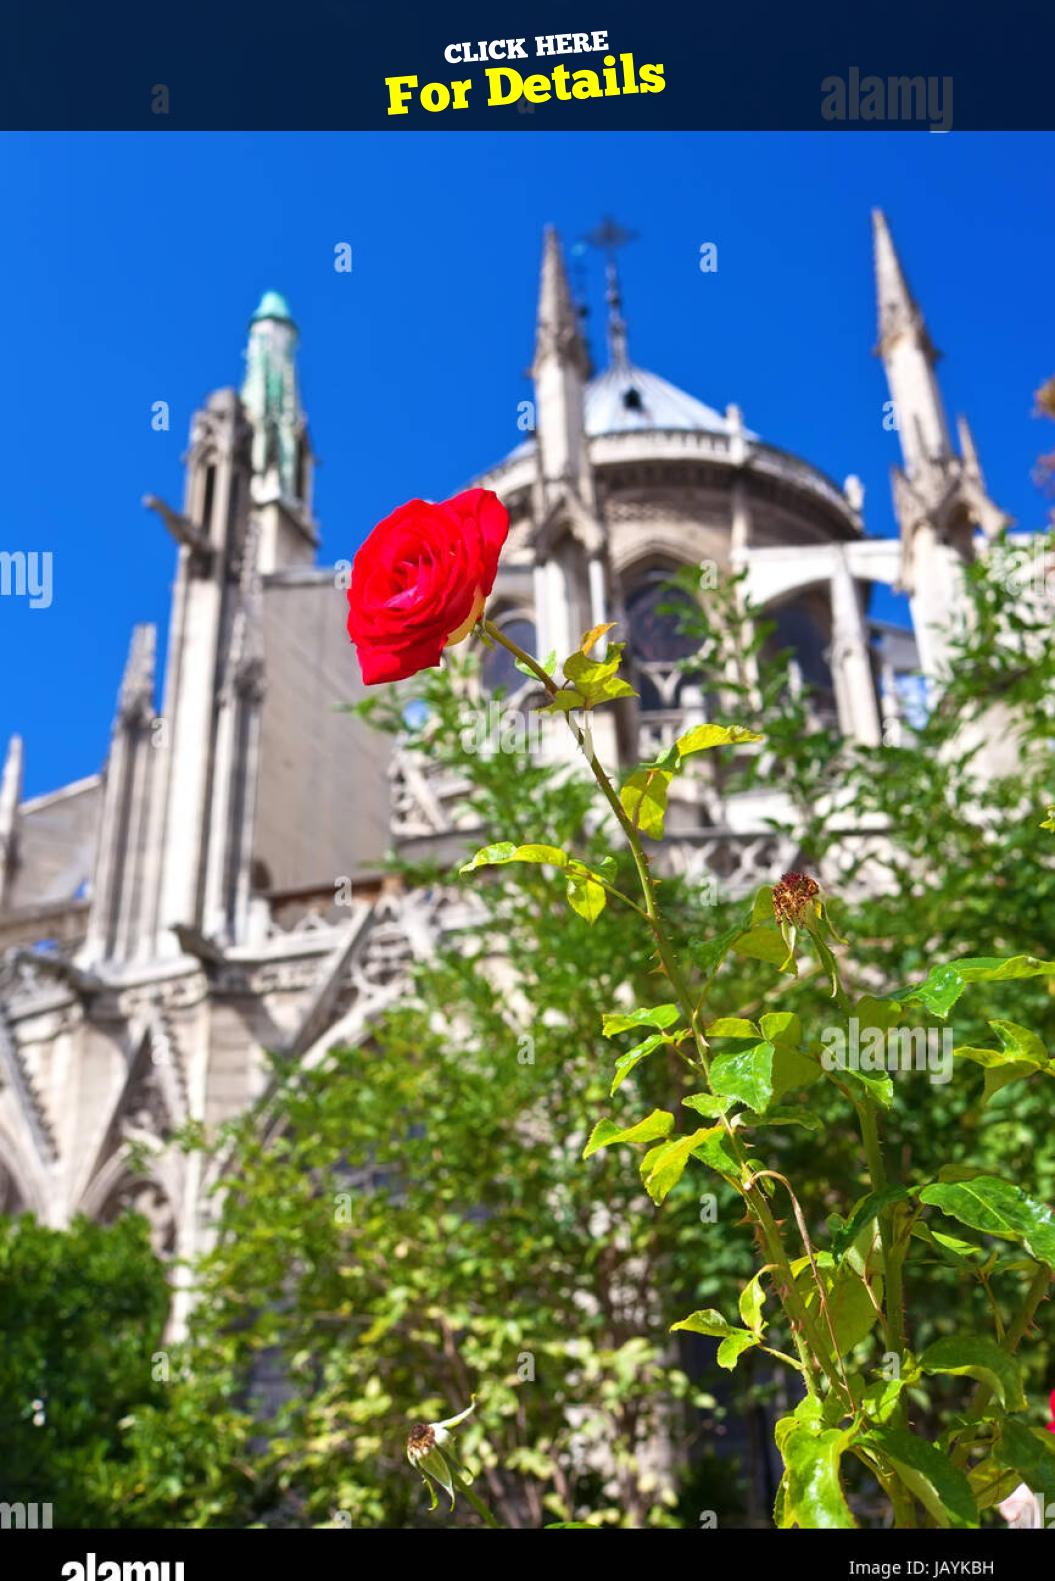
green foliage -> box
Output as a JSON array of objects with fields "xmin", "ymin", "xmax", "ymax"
[
  {"xmin": 0, "ymin": 1214, "xmax": 170, "ymax": 1527},
  {"xmin": 453, "ymin": 542, "xmax": 1055, "ymax": 1528}
]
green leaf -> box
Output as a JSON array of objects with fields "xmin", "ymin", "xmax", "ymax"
[
  {"xmin": 618, "ymin": 765, "xmax": 674, "ymax": 838},
  {"xmin": 562, "ymin": 642, "xmax": 639, "ymax": 707},
  {"xmin": 717, "ymin": 1332, "xmax": 760, "ymax": 1369},
  {"xmin": 565, "ymin": 871, "xmax": 605, "ymax": 923},
  {"xmin": 995, "ymin": 1417, "xmax": 1055, "ymax": 1499},
  {"xmin": 610, "ymin": 1034, "xmax": 666, "ymax": 1095},
  {"xmin": 809, "ymin": 928, "xmax": 842, "ymax": 999},
  {"xmin": 987, "ymin": 1019, "xmax": 1049, "ymax": 1063},
  {"xmin": 918, "ymin": 1335, "xmax": 1027, "ymax": 1411},
  {"xmin": 705, "ymin": 1017, "xmax": 759, "ymax": 1039},
  {"xmin": 641, "ymin": 1127, "xmax": 725, "ymax": 1204},
  {"xmin": 688, "ymin": 1125, "xmax": 742, "ymax": 1179},
  {"xmin": 840, "ymin": 1067, "xmax": 895, "ymax": 1109},
  {"xmin": 602, "ymin": 1004, "xmax": 680, "ymax": 1037},
  {"xmin": 675, "ymin": 722, "xmax": 764, "ymax": 757},
  {"xmin": 759, "ymin": 1011, "xmax": 803, "ymax": 1047},
  {"xmin": 743, "ymin": 1104, "xmax": 822, "ymax": 1131},
  {"xmin": 779, "ymin": 1426, "xmax": 856, "ymax": 1528},
  {"xmin": 968, "ymin": 1460, "xmax": 1022, "ymax": 1513},
  {"xmin": 954, "ymin": 1020, "xmax": 1052, "ymax": 1102},
  {"xmin": 460, "ymin": 841, "xmax": 568, "ymax": 874},
  {"xmin": 957, "ymin": 955, "xmax": 1055, "ymax": 984},
  {"xmin": 910, "ymin": 1220, "xmax": 987, "ymax": 1267},
  {"xmin": 919, "ymin": 1176, "xmax": 1055, "ymax": 1267},
  {"xmin": 738, "ymin": 1269, "xmax": 769, "ymax": 1334},
  {"xmin": 733, "ymin": 924, "xmax": 797, "ymax": 974},
  {"xmin": 682, "ymin": 1091, "xmax": 737, "ymax": 1118},
  {"xmin": 770, "ymin": 1040, "xmax": 822, "ymax": 1101},
  {"xmin": 564, "ymin": 644, "xmax": 624, "ymax": 688},
  {"xmin": 690, "ymin": 924, "xmax": 747, "ymax": 979},
  {"xmin": 860, "ymin": 1375, "xmax": 907, "ymax": 1425},
  {"xmin": 793, "ymin": 1257, "xmax": 882, "ymax": 1360},
  {"xmin": 829, "ymin": 1187, "xmax": 911, "ymax": 1261},
  {"xmin": 862, "ymin": 1424, "xmax": 977, "ymax": 1528},
  {"xmin": 537, "ymin": 690, "xmax": 587, "ymax": 714},
  {"xmin": 514, "ymin": 647, "xmax": 556, "ymax": 679},
  {"xmin": 895, "ymin": 955, "xmax": 1055, "ymax": 1019},
  {"xmin": 855, "ymin": 995, "xmax": 904, "ymax": 1034},
  {"xmin": 579, "ymin": 675, "xmax": 638, "ymax": 705},
  {"xmin": 670, "ymin": 1307, "xmax": 742, "ymax": 1338},
  {"xmin": 670, "ymin": 1307, "xmax": 760, "ymax": 1369},
  {"xmin": 582, "ymin": 1109, "xmax": 674, "ymax": 1160},
  {"xmin": 711, "ymin": 1041, "xmax": 776, "ymax": 1112}
]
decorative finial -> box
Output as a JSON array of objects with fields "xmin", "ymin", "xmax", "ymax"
[{"xmin": 583, "ymin": 216, "xmax": 638, "ymax": 369}]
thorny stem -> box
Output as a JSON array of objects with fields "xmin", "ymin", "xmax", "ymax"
[
  {"xmin": 745, "ymin": 1169, "xmax": 855, "ymax": 1411},
  {"xmin": 951, "ymin": 1262, "xmax": 1052, "ymax": 1470},
  {"xmin": 855, "ymin": 1100, "xmax": 906, "ymax": 1358},
  {"xmin": 481, "ymin": 618, "xmax": 844, "ymax": 1402}
]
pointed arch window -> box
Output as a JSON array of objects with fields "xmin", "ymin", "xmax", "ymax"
[
  {"xmin": 625, "ymin": 570, "xmax": 701, "ymax": 712},
  {"xmin": 481, "ymin": 614, "xmax": 537, "ymax": 695}
]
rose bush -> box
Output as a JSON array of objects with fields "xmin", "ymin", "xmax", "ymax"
[{"xmin": 344, "ymin": 493, "xmax": 1055, "ymax": 1529}]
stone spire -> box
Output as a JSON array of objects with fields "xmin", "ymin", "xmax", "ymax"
[
  {"xmin": 0, "ymin": 734, "xmax": 23, "ymax": 909},
  {"xmin": 873, "ymin": 210, "xmax": 1008, "ymax": 687},
  {"xmin": 872, "ymin": 208, "xmax": 951, "ymax": 480},
  {"xmin": 530, "ymin": 226, "xmax": 605, "ymax": 665},
  {"xmin": 241, "ymin": 291, "xmax": 305, "ymax": 504},
  {"xmin": 531, "ymin": 227, "xmax": 592, "ymax": 503},
  {"xmin": 533, "ymin": 228, "xmax": 590, "ymax": 379}
]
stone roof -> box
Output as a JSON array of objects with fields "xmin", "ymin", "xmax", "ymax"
[
  {"xmin": 583, "ymin": 360, "xmax": 756, "ymax": 440},
  {"xmin": 504, "ymin": 358, "xmax": 756, "ymax": 465}
]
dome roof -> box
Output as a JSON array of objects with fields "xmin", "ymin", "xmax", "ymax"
[
  {"xmin": 501, "ymin": 358, "xmax": 756, "ymax": 466},
  {"xmin": 584, "ymin": 359, "xmax": 756, "ymax": 439}
]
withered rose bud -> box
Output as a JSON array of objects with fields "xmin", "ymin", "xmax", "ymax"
[
  {"xmin": 405, "ymin": 1400, "xmax": 476, "ymax": 1511},
  {"xmin": 772, "ymin": 871, "xmax": 820, "ymax": 927},
  {"xmin": 406, "ymin": 1423, "xmax": 436, "ymax": 1464}
]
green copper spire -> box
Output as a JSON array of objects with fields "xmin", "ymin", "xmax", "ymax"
[
  {"xmin": 250, "ymin": 290, "xmax": 297, "ymax": 327},
  {"xmin": 242, "ymin": 290, "xmax": 303, "ymax": 501}
]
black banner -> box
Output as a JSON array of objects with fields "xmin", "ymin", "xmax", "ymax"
[{"xmin": 1, "ymin": 0, "xmax": 1052, "ymax": 130}]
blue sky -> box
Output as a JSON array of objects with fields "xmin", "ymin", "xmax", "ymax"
[{"xmin": 1, "ymin": 131, "xmax": 1052, "ymax": 797}]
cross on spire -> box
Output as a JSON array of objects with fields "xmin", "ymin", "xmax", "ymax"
[{"xmin": 583, "ymin": 216, "xmax": 638, "ymax": 368}]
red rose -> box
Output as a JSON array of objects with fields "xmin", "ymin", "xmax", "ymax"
[{"xmin": 346, "ymin": 487, "xmax": 509, "ymax": 685}]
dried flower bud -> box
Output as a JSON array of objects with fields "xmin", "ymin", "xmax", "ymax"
[
  {"xmin": 406, "ymin": 1423, "xmax": 436, "ymax": 1464},
  {"xmin": 772, "ymin": 871, "xmax": 820, "ymax": 927}
]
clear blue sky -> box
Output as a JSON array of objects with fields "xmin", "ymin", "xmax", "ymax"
[{"xmin": 1, "ymin": 131, "xmax": 1052, "ymax": 797}]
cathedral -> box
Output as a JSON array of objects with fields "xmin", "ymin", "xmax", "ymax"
[{"xmin": 0, "ymin": 213, "xmax": 1009, "ymax": 1325}]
